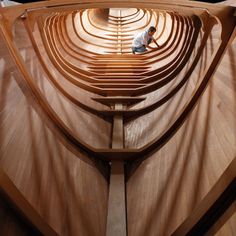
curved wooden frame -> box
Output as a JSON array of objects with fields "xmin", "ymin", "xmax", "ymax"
[{"xmin": 0, "ymin": 1, "xmax": 235, "ymax": 161}]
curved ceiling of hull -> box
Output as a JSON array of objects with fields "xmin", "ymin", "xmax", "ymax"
[
  {"xmin": 0, "ymin": 1, "xmax": 236, "ymax": 236},
  {"xmin": 1, "ymin": 1, "xmax": 235, "ymax": 160},
  {"xmin": 71, "ymin": 8, "xmax": 166, "ymax": 54}
]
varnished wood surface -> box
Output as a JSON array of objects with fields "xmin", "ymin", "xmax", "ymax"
[
  {"xmin": 172, "ymin": 157, "xmax": 236, "ymax": 235},
  {"xmin": 126, "ymin": 28, "xmax": 236, "ymax": 236},
  {"xmin": 0, "ymin": 1, "xmax": 236, "ymax": 235},
  {"xmin": 13, "ymin": 19, "xmax": 112, "ymax": 149},
  {"xmin": 106, "ymin": 161, "xmax": 126, "ymax": 236},
  {"xmin": 0, "ymin": 27, "xmax": 108, "ymax": 235},
  {"xmin": 0, "ymin": 191, "xmax": 42, "ymax": 236},
  {"xmin": 0, "ymin": 168, "xmax": 58, "ymax": 235}
]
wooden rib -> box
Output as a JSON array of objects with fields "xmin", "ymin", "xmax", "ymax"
[
  {"xmin": 38, "ymin": 12, "xmax": 199, "ymax": 96},
  {"xmin": 1, "ymin": 2, "xmax": 236, "ymax": 236},
  {"xmin": 172, "ymin": 157, "xmax": 236, "ymax": 236},
  {"xmin": 0, "ymin": 168, "xmax": 59, "ymax": 236},
  {"xmin": 41, "ymin": 12, "xmax": 188, "ymax": 83},
  {"xmin": 0, "ymin": 0, "xmax": 234, "ymax": 157}
]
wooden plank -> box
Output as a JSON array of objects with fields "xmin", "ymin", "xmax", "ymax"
[
  {"xmin": 92, "ymin": 96, "xmax": 146, "ymax": 107},
  {"xmin": 112, "ymin": 103, "xmax": 124, "ymax": 149},
  {"xmin": 106, "ymin": 161, "xmax": 127, "ymax": 236}
]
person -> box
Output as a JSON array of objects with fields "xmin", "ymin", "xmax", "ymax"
[{"xmin": 132, "ymin": 26, "xmax": 159, "ymax": 54}]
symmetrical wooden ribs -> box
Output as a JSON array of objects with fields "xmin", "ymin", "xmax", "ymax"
[
  {"xmin": 0, "ymin": 1, "xmax": 236, "ymax": 235},
  {"xmin": 30, "ymin": 9, "xmax": 199, "ymax": 97},
  {"xmin": 1, "ymin": 2, "xmax": 235, "ymax": 162}
]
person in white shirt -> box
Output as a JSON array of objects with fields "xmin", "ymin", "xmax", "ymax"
[{"xmin": 132, "ymin": 26, "xmax": 159, "ymax": 54}]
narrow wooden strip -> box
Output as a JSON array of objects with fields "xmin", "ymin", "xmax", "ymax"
[{"xmin": 106, "ymin": 161, "xmax": 127, "ymax": 236}]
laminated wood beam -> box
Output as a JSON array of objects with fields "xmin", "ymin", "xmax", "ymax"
[{"xmin": 106, "ymin": 161, "xmax": 127, "ymax": 236}]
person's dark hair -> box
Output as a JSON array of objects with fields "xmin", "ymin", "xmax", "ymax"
[{"xmin": 148, "ymin": 26, "xmax": 156, "ymax": 32}]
